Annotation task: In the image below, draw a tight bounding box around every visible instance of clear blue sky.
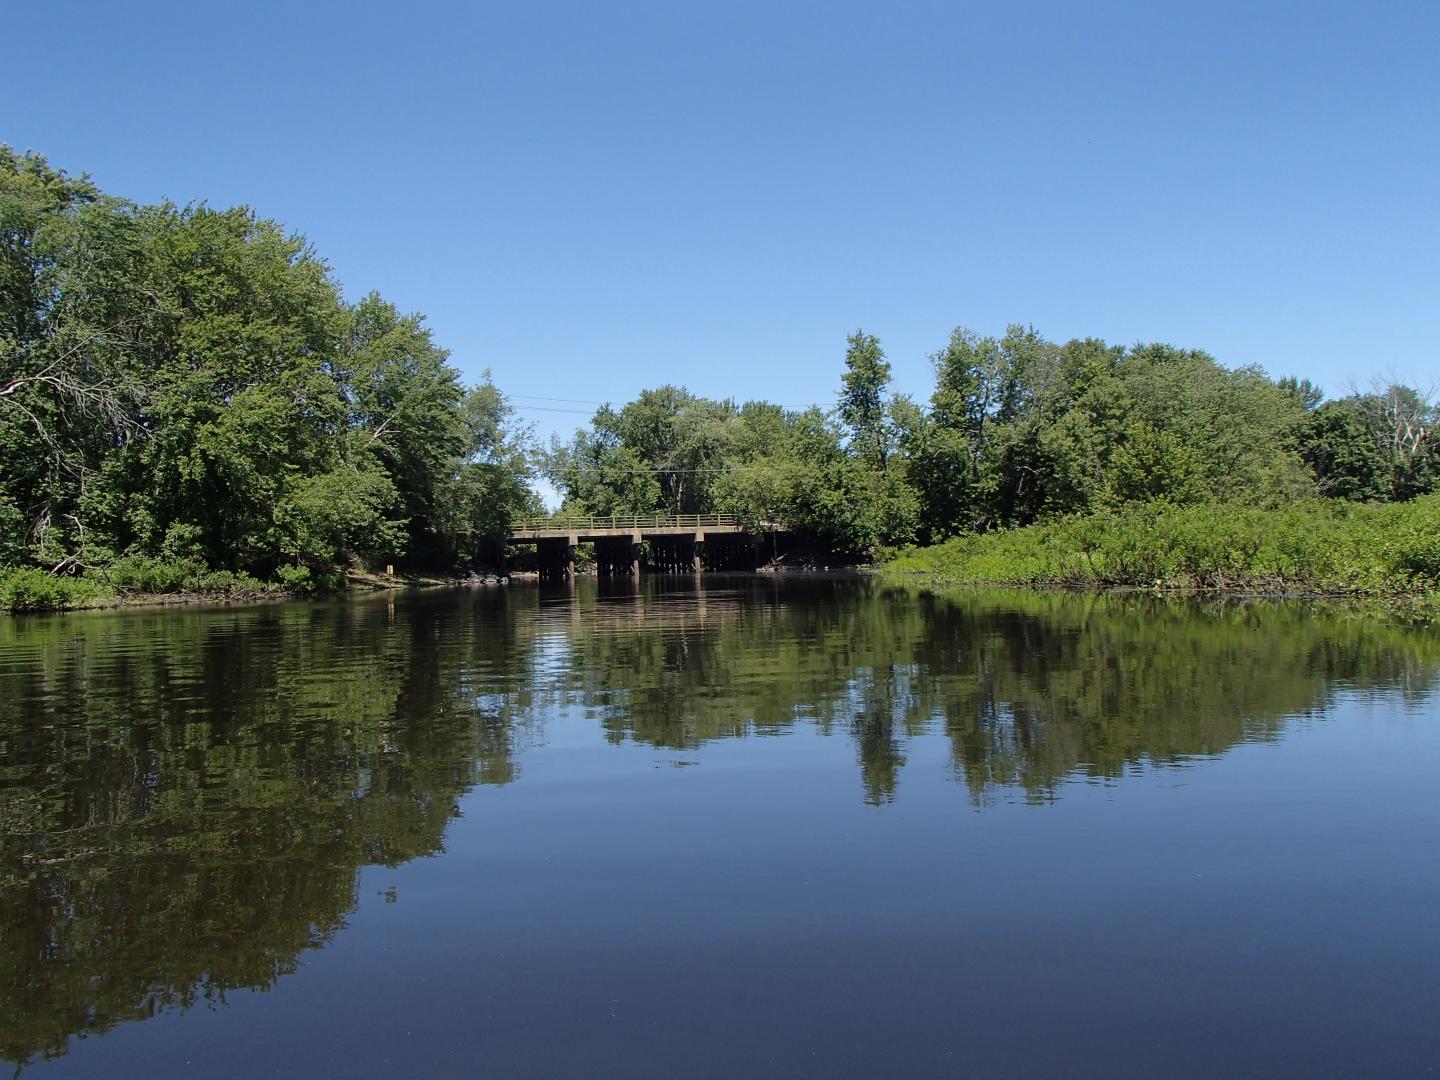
[6,0,1437,447]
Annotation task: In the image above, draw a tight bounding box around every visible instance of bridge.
[506,514,778,579]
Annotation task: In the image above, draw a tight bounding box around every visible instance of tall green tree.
[838,330,892,470]
[544,386,737,515]
[1,146,536,579]
[342,293,465,562]
[1297,384,1438,502]
[1297,399,1389,501]
[442,374,539,564]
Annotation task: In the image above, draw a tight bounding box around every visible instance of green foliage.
[0,147,534,582]
[104,555,268,596]
[838,329,892,469]
[107,555,208,593]
[0,567,107,611]
[1297,400,1389,500]
[6,144,1433,579]
[0,555,357,611]
[273,464,406,565]
[544,386,735,516]
[887,495,1440,595]
[0,497,26,566]
[274,564,315,592]
[1105,422,1208,505]
[1296,386,1438,502]
[545,341,920,556]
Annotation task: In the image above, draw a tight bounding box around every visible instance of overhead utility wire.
[509,393,610,405]
[509,394,822,412]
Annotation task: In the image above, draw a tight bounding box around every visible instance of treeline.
[6,147,1437,603]
[545,327,1438,555]
[1,148,535,596]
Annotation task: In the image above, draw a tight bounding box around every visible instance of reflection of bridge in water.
[507,514,781,579]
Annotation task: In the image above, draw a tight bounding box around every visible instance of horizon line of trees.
[544,328,1437,555]
[4,146,1436,580]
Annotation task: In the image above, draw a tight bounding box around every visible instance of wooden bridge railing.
[510,513,743,533]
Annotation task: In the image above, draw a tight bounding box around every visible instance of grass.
[885,495,1440,598]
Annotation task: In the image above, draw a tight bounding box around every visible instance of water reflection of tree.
[523,579,1440,805]
[0,594,541,1066]
[1,582,1436,1063]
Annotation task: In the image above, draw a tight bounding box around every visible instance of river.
[2,575,1437,1077]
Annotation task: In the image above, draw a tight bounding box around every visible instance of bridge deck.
[508,514,755,542]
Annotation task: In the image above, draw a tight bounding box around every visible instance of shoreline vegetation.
[5,497,1438,615]
[4,148,1438,616]
[8,492,1437,615]
[884,496,1440,605]
[0,560,478,614]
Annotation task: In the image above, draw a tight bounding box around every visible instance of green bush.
[0,567,108,612]
[886,495,1440,596]
[106,555,205,593]
[274,565,315,593]
[193,569,268,593]
[1,553,344,613]
[104,555,272,596]
[1384,498,1440,584]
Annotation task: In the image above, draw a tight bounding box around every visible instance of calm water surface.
[2,576,1437,1077]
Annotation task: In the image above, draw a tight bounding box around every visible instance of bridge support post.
[692,530,704,573]
[536,537,577,582]
[629,533,642,577]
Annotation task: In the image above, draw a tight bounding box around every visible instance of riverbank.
[0,560,483,614]
[9,496,1438,614]
[884,496,1440,603]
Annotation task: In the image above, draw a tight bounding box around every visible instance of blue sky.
[6,0,1437,448]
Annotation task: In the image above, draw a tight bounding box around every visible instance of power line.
[510,394,609,406]
[509,394,823,412]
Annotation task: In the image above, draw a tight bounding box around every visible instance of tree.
[915,325,1066,533]
[1277,375,1324,411]
[838,330,892,470]
[1358,383,1436,501]
[1297,399,1388,501]
[442,375,539,564]
[544,387,737,516]
[0,146,540,580]
[343,292,464,561]
[0,149,144,568]
[1294,383,1436,503]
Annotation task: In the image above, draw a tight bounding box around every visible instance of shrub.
[1384,497,1440,584]
[886,495,1440,596]
[103,556,273,596]
[0,567,108,612]
[106,555,206,594]
[274,564,315,593]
